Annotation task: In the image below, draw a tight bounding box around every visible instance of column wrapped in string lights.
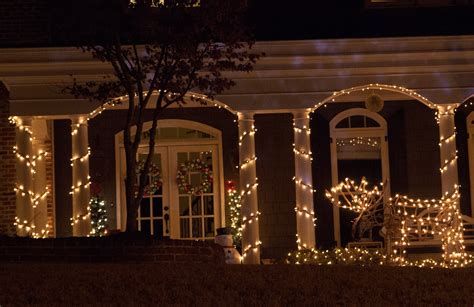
[292,110,316,249]
[32,138,50,238]
[437,104,459,197]
[70,117,91,236]
[238,112,261,264]
[13,117,34,236]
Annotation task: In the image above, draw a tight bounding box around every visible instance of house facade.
[1,35,474,263]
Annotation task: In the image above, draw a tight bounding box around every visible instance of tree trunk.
[124,147,139,233]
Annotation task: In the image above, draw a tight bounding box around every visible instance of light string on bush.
[286,246,474,268]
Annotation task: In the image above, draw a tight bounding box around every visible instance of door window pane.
[189,151,200,161]
[140,220,151,234]
[153,198,163,217]
[191,173,201,187]
[180,197,189,216]
[192,218,202,238]
[153,220,163,238]
[178,152,188,165]
[191,196,202,215]
[140,199,151,217]
[203,196,214,215]
[180,219,190,238]
[205,218,214,237]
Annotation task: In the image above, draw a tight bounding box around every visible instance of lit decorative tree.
[226,180,242,249]
[90,197,108,236]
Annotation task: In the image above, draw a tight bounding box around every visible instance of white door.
[169,145,220,240]
[136,146,170,237]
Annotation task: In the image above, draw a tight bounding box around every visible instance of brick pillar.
[438,104,459,197]
[0,82,16,235]
[292,110,316,249]
[238,112,261,264]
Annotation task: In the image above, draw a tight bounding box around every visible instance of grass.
[0,263,473,305]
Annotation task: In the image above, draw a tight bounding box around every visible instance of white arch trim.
[330,108,388,131]
[117,118,222,140]
[311,83,438,113]
[88,91,237,120]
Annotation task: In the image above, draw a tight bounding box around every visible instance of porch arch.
[89,91,238,120]
[311,83,438,113]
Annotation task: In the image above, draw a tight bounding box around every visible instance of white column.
[71,117,91,236]
[438,104,459,197]
[238,112,261,264]
[14,118,34,236]
[32,138,49,237]
[292,110,316,249]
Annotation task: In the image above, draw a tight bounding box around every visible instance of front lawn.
[0,264,472,305]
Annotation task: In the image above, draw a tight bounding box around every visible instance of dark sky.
[247,0,474,40]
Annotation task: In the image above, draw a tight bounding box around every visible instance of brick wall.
[44,136,55,236]
[0,82,16,236]
[255,114,297,260]
[0,235,225,263]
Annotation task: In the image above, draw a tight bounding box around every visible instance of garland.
[135,160,162,196]
[176,158,213,195]
[226,180,242,250]
[90,196,108,237]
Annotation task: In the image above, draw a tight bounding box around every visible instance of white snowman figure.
[215,229,241,264]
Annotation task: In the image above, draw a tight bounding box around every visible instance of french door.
[120,144,221,239]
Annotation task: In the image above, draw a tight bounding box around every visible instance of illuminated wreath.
[176,159,213,195]
[134,160,162,196]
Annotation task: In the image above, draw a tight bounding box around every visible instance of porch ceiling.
[2,35,474,117]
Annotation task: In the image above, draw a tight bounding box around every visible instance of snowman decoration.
[215,229,241,264]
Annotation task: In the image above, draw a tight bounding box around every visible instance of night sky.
[247,0,474,40]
